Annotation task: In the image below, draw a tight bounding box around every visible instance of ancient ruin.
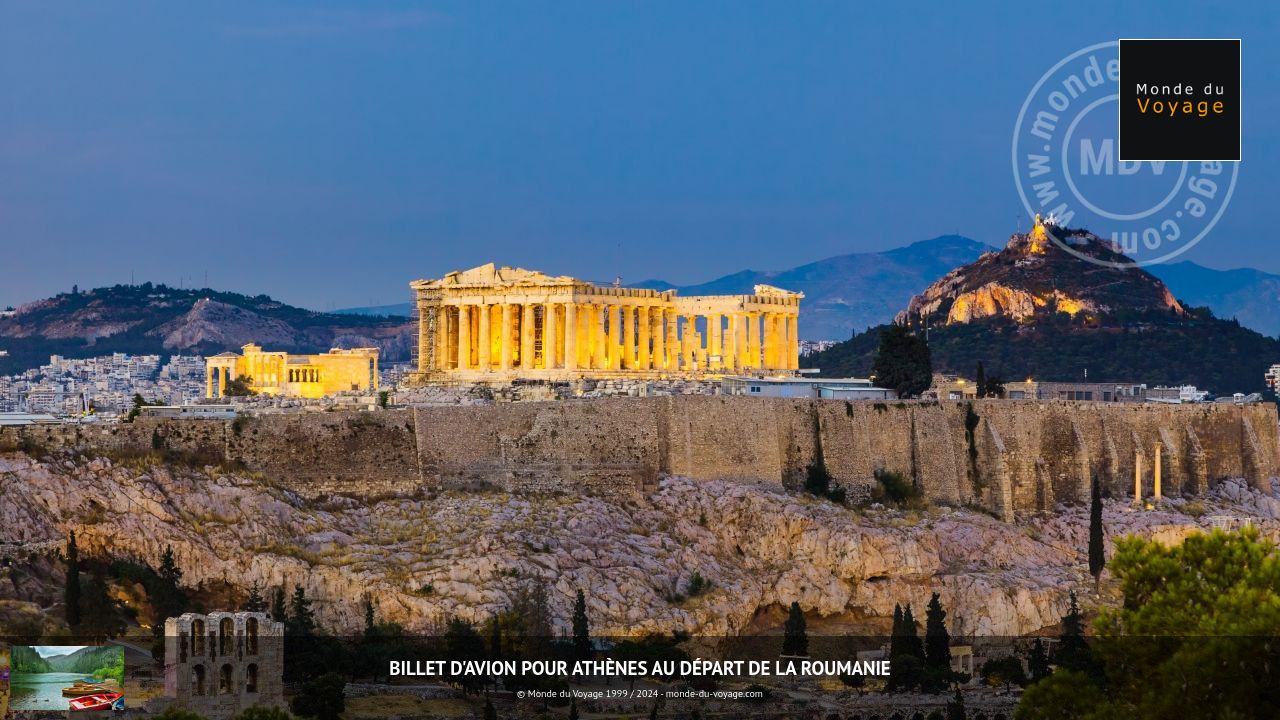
[205,343,379,399]
[160,611,285,719]
[406,263,803,383]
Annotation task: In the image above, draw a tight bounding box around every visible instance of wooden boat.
[62,683,110,697]
[68,693,122,711]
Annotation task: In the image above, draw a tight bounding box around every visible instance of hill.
[805,222,1280,394]
[0,283,414,375]
[632,235,995,340]
[1147,262,1280,338]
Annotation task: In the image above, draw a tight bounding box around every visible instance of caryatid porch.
[408,264,803,383]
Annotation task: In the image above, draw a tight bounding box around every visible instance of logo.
[1011,41,1238,268]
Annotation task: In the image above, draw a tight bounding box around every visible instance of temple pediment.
[754,284,805,299]
[418,263,579,289]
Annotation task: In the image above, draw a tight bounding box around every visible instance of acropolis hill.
[406,263,803,383]
[5,397,1277,521]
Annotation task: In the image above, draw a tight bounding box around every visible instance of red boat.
[68,693,122,711]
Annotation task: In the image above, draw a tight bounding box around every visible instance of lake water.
[11,672,100,710]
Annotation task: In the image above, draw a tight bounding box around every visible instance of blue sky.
[2,1,1277,310]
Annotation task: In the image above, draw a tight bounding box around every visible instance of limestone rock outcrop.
[2,451,1277,640]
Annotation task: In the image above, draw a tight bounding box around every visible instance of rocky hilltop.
[0,283,414,374]
[897,221,1183,326]
[3,450,1278,640]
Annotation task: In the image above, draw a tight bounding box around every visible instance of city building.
[721,375,895,400]
[1147,385,1210,403]
[205,344,379,399]
[407,263,803,383]
[1267,364,1280,391]
[932,375,1149,402]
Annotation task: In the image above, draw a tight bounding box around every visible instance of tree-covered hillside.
[804,309,1280,395]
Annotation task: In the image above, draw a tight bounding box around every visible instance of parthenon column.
[637,306,650,370]
[417,301,431,373]
[652,308,665,370]
[521,304,536,369]
[724,313,739,372]
[622,306,635,369]
[746,312,761,369]
[589,304,605,369]
[499,304,514,370]
[734,313,748,370]
[762,313,777,369]
[564,303,579,370]
[436,307,452,371]
[477,303,492,370]
[543,303,558,369]
[607,304,622,370]
[708,313,722,370]
[786,313,799,369]
[457,305,471,370]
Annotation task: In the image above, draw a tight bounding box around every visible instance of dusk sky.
[2,1,1277,311]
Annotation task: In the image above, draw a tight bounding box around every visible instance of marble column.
[622,306,636,369]
[564,303,579,370]
[206,367,214,398]
[651,308,665,370]
[607,304,622,370]
[786,313,799,369]
[520,304,536,368]
[499,304,514,370]
[477,303,492,370]
[436,308,451,371]
[762,313,776,369]
[724,314,739,372]
[708,314,722,370]
[457,304,472,370]
[543,303,558,369]
[637,306,650,370]
[746,312,760,369]
[592,304,608,369]
[666,310,680,370]
[417,301,431,372]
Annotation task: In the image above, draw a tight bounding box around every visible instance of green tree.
[923,592,952,692]
[979,656,1027,691]
[871,324,932,398]
[781,601,807,657]
[946,687,966,720]
[1088,478,1105,590]
[1018,529,1280,719]
[571,589,592,662]
[65,530,81,628]
[975,361,986,398]
[1052,592,1094,676]
[151,707,210,720]
[232,707,293,720]
[1026,639,1051,683]
[81,569,125,639]
[243,581,267,613]
[290,672,345,720]
[224,375,256,396]
[271,586,287,621]
[445,618,487,695]
[288,585,316,636]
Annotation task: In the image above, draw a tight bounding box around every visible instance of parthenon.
[407,263,802,383]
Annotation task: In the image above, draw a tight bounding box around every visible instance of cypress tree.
[571,589,592,662]
[489,614,503,661]
[363,595,376,635]
[65,530,81,629]
[1027,639,1051,683]
[271,586,287,621]
[975,362,987,398]
[946,687,966,720]
[1089,477,1105,591]
[782,601,808,657]
[243,581,267,613]
[923,593,952,692]
[902,603,924,661]
[289,585,316,636]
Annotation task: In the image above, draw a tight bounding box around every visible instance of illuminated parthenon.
[407,263,802,383]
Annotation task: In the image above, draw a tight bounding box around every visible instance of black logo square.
[1119,39,1240,161]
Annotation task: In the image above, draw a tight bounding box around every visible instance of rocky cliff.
[2,451,1278,641]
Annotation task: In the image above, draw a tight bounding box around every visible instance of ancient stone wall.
[3,398,1277,519]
